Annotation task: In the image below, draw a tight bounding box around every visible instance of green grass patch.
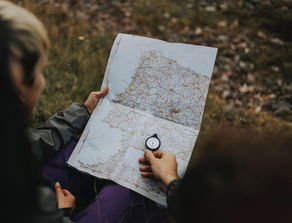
[10,0,292,133]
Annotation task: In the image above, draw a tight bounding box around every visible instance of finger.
[96,87,109,98]
[55,182,62,192]
[139,157,148,164]
[55,182,63,197]
[144,150,156,164]
[141,172,154,178]
[140,165,152,172]
[62,189,72,196]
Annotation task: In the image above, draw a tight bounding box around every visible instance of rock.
[195,27,202,35]
[271,66,280,72]
[257,31,267,39]
[244,47,250,54]
[276,79,282,86]
[222,90,230,98]
[164,12,170,18]
[239,84,254,93]
[239,84,249,93]
[217,35,229,41]
[255,106,262,113]
[217,20,227,27]
[186,3,193,8]
[247,73,255,82]
[158,25,165,31]
[221,73,229,81]
[219,3,228,10]
[270,38,284,47]
[205,6,216,12]
[239,61,254,72]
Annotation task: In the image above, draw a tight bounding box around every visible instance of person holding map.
[0,1,109,222]
[139,130,292,222]
[1,1,175,223]
[0,6,37,223]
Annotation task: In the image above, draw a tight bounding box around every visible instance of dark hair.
[175,130,292,223]
[18,45,40,86]
[0,19,37,222]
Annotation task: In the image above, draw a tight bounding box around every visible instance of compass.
[145,134,161,151]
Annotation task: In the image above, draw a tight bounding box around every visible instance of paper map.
[68,33,217,205]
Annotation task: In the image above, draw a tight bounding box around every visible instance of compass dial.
[145,134,161,151]
[146,138,159,149]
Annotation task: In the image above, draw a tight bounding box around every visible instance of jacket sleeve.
[28,103,90,162]
[166,179,180,220]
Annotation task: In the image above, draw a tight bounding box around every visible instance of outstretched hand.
[55,182,76,209]
[84,87,109,114]
[139,150,179,192]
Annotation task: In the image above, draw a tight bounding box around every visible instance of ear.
[9,58,27,103]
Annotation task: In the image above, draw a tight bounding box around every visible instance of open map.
[68,34,217,205]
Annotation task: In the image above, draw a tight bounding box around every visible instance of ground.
[11,0,292,139]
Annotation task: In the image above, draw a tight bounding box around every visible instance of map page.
[68,33,217,205]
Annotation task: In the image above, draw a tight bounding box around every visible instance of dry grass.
[10,0,292,138]
[11,0,115,126]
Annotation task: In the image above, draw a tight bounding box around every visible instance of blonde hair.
[0,1,49,85]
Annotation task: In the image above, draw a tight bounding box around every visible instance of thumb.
[96,87,109,98]
[144,150,156,164]
[55,182,62,195]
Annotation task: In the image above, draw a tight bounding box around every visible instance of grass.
[11,0,115,126]
[10,0,292,137]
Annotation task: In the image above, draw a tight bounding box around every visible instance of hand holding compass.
[139,150,179,192]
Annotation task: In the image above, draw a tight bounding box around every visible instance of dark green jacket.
[29,103,90,163]
[28,103,90,223]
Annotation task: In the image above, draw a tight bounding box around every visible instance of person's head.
[0,0,49,113]
[175,130,292,223]
[0,2,46,221]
